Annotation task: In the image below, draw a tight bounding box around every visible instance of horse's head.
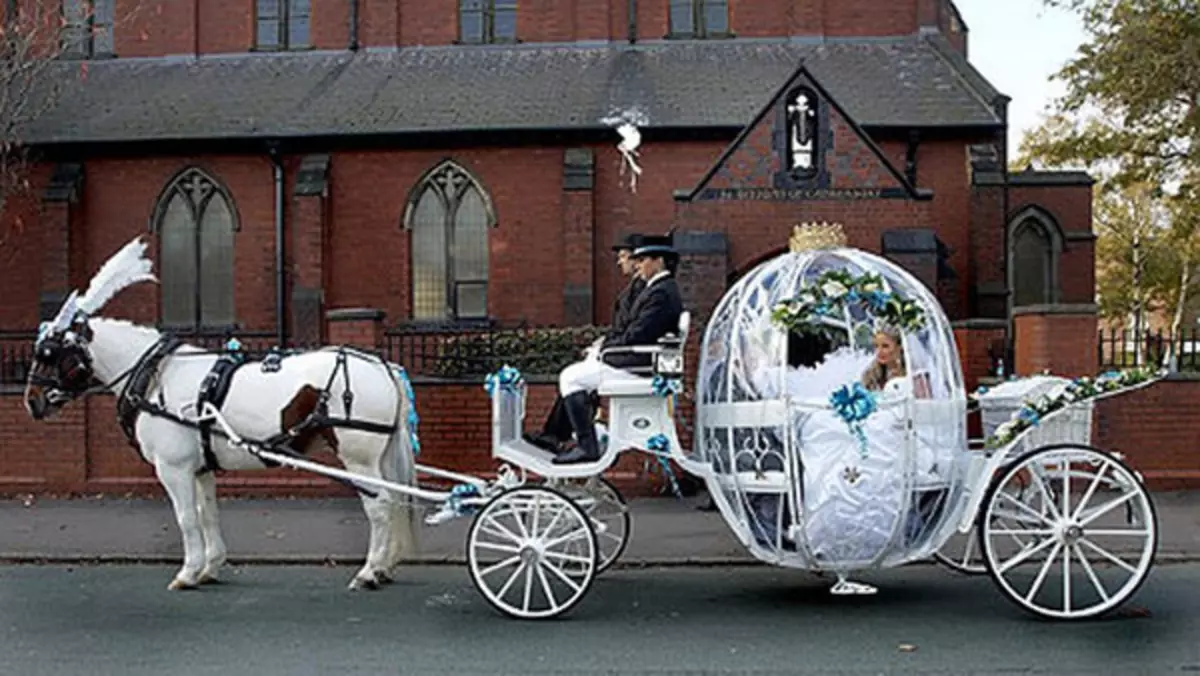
[25,297,101,420]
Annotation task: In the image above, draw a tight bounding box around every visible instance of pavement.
[2,564,1199,675]
[1,490,1199,565]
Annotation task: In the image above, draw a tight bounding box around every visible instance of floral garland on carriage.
[768,268,930,455]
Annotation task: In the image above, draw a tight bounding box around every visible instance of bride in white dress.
[747,326,949,568]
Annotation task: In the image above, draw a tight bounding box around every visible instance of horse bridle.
[30,323,138,405]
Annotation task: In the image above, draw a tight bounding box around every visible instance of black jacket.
[606,276,646,342]
[602,275,684,369]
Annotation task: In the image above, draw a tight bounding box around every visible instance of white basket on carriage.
[975,376,1094,455]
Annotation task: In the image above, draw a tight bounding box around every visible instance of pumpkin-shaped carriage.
[470,224,1159,621]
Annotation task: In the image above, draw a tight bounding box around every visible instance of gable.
[684,63,925,202]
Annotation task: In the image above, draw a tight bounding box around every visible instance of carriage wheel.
[557,477,631,574]
[466,485,599,620]
[979,444,1158,620]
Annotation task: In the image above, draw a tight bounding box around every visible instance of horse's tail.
[385,362,421,560]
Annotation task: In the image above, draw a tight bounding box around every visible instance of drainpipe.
[627,0,636,43]
[267,142,287,348]
[349,0,359,50]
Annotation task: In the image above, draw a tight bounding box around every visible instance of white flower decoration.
[821,281,848,298]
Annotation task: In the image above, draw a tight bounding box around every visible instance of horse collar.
[115,335,185,453]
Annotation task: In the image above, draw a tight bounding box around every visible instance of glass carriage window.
[153,168,238,330]
[406,161,496,322]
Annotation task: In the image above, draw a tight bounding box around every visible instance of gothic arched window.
[151,168,238,330]
[403,160,497,321]
[1009,208,1063,308]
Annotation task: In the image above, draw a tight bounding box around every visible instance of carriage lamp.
[654,345,684,379]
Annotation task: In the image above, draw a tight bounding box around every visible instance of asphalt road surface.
[1,563,1197,676]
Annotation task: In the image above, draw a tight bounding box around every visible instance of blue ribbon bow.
[447,483,481,517]
[651,375,682,397]
[645,434,682,500]
[830,382,878,458]
[484,365,525,397]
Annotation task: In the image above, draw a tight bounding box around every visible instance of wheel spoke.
[1027,467,1064,521]
[535,564,561,613]
[1073,543,1110,603]
[473,541,522,555]
[480,518,522,545]
[479,554,522,577]
[1078,491,1138,528]
[997,490,1053,527]
[495,560,527,599]
[1023,541,1063,604]
[1062,537,1072,615]
[989,528,1053,536]
[544,525,592,550]
[1060,461,1071,523]
[1077,537,1139,574]
[522,560,534,613]
[542,558,585,593]
[1084,528,1149,536]
[997,534,1058,574]
[1071,459,1112,521]
[541,549,594,565]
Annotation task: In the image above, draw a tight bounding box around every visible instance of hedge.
[429,325,608,379]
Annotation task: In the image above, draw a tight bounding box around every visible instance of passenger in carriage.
[861,326,908,394]
[551,234,685,465]
[524,233,647,453]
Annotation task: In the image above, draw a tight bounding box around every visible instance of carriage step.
[494,438,616,479]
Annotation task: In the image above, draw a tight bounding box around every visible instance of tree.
[0,2,146,256]
[1016,0,1200,367]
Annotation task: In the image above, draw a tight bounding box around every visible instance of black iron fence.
[381,321,608,382]
[0,331,34,389]
[9,324,1188,387]
[1098,329,1200,371]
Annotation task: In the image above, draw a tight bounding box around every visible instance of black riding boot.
[552,391,601,464]
[524,395,572,452]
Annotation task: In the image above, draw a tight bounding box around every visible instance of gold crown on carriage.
[788,222,847,253]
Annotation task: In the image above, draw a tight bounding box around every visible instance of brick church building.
[0,0,1108,495]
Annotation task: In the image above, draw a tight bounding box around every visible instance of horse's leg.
[337,433,393,590]
[155,459,207,590]
[195,471,227,584]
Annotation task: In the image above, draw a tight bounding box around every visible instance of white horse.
[23,237,420,591]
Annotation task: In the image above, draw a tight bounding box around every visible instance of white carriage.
[189,239,1158,622]
[434,234,1160,621]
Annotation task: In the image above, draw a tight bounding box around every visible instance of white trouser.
[558,355,633,396]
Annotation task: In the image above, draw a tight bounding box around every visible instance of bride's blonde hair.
[861,325,906,391]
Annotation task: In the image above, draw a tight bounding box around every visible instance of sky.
[953,0,1088,153]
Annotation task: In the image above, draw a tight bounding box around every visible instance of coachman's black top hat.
[612,233,645,252]
[631,233,677,259]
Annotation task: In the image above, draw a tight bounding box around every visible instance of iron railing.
[0,331,34,388]
[1098,328,1200,371]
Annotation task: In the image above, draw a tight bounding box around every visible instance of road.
[1,563,1197,676]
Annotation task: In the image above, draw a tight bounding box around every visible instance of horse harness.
[114,336,397,494]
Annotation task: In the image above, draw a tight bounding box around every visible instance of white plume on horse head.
[45,236,158,338]
[79,236,158,315]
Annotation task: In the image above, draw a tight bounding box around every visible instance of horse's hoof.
[168,577,198,591]
[197,572,222,585]
[372,570,394,586]
[348,576,379,591]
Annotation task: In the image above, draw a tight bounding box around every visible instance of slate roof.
[23,35,1004,145]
